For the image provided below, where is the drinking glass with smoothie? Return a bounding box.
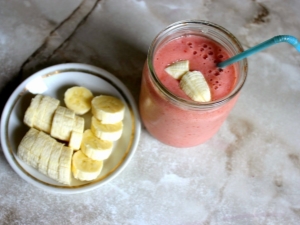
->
[139,20,248,148]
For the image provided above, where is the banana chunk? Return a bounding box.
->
[19,89,125,185]
[73,116,84,133]
[91,116,123,141]
[47,142,64,180]
[68,116,84,150]
[58,146,73,185]
[91,95,125,124]
[51,106,75,141]
[165,60,189,80]
[81,129,113,161]
[34,95,60,133]
[28,131,52,169]
[64,86,94,115]
[38,135,56,175]
[69,131,83,150]
[24,94,43,127]
[180,71,211,102]
[72,150,103,181]
[17,128,39,164]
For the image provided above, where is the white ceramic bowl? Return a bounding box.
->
[1,63,141,194]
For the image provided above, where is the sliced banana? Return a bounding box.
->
[51,106,75,141]
[47,142,64,180]
[91,95,125,124]
[64,86,94,115]
[165,60,189,80]
[69,131,83,150]
[18,127,73,184]
[180,71,211,102]
[28,131,51,169]
[58,146,73,185]
[34,95,60,133]
[91,116,123,141]
[20,90,126,184]
[24,94,43,127]
[38,135,56,176]
[68,116,84,149]
[72,150,103,181]
[81,129,113,161]
[72,116,84,133]
[17,128,39,164]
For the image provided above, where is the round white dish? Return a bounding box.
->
[0,63,141,194]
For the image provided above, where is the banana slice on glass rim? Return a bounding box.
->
[180,71,211,102]
[165,60,211,102]
[165,60,189,80]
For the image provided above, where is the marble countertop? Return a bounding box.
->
[1,0,300,224]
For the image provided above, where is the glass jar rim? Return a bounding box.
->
[147,19,248,110]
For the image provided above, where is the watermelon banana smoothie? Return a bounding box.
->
[139,21,247,147]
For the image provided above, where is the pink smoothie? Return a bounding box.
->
[139,35,239,147]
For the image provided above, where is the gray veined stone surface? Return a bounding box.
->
[0,0,300,224]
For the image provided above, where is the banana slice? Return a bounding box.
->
[165,60,189,80]
[68,116,84,149]
[51,106,75,141]
[69,131,83,150]
[47,142,64,180]
[73,116,84,133]
[34,95,60,133]
[38,135,56,175]
[91,116,123,141]
[17,128,39,164]
[81,129,113,161]
[64,86,94,115]
[72,150,103,181]
[28,131,52,169]
[58,146,73,185]
[91,95,125,124]
[180,71,211,102]
[24,94,43,127]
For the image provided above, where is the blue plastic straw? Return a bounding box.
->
[217,35,300,68]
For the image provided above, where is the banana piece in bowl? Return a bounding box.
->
[72,150,103,181]
[64,86,94,115]
[51,106,76,141]
[50,106,85,144]
[18,128,73,185]
[91,95,125,124]
[19,88,127,185]
[24,95,60,133]
[24,94,43,128]
[81,129,113,161]
[91,116,123,141]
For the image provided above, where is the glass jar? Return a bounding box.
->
[139,20,248,147]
